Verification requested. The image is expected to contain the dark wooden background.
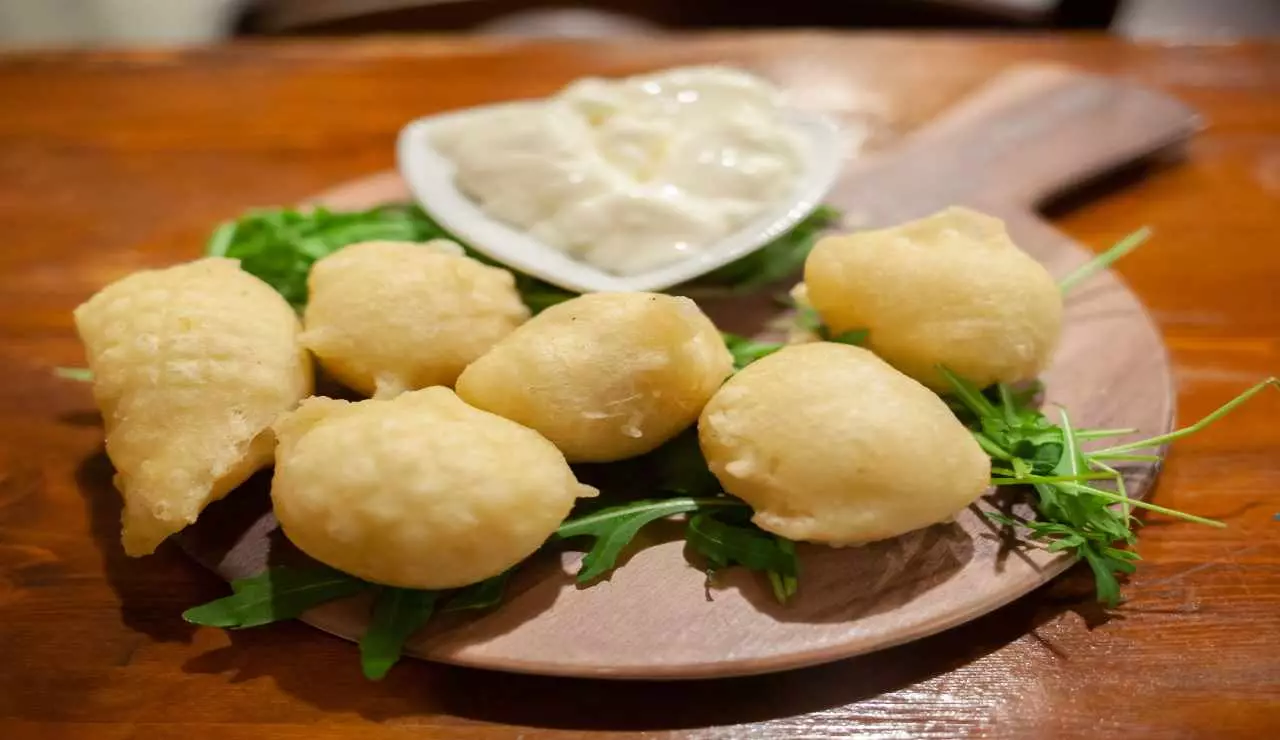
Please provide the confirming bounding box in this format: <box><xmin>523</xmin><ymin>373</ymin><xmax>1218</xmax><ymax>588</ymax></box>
<box><xmin>0</xmin><ymin>34</ymin><xmax>1277</xmax><ymax>738</ymax></box>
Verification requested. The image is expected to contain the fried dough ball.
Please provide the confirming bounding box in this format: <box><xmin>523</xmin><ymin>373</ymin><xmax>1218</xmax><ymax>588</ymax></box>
<box><xmin>456</xmin><ymin>292</ymin><xmax>733</xmax><ymax>463</ymax></box>
<box><xmin>804</xmin><ymin>207</ymin><xmax>1063</xmax><ymax>391</ymax></box>
<box><xmin>271</xmin><ymin>387</ymin><xmax>594</xmax><ymax>589</ymax></box>
<box><xmin>301</xmin><ymin>240</ymin><xmax>530</xmax><ymax>398</ymax></box>
<box><xmin>73</xmin><ymin>257</ymin><xmax>313</xmax><ymax>556</ymax></box>
<box><xmin>699</xmin><ymin>343</ymin><xmax>990</xmax><ymax>545</ymax></box>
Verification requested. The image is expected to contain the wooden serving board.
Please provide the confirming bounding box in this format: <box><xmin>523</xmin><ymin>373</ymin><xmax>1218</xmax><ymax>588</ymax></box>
<box><xmin>178</xmin><ymin>64</ymin><xmax>1197</xmax><ymax>679</ymax></box>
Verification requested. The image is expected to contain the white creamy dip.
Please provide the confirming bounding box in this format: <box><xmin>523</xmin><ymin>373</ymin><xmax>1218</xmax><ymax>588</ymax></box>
<box><xmin>431</xmin><ymin>67</ymin><xmax>805</xmax><ymax>275</ymax></box>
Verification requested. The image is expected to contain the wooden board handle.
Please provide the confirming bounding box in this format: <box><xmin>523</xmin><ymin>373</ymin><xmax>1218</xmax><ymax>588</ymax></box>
<box><xmin>839</xmin><ymin>64</ymin><xmax>1201</xmax><ymax>226</ymax></box>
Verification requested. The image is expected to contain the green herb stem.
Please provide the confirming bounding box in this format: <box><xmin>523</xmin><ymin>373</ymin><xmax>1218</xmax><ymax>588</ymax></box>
<box><xmin>1089</xmin><ymin>459</ymin><xmax>1132</xmax><ymax>521</ymax></box>
<box><xmin>1057</xmin><ymin>227</ymin><xmax>1152</xmax><ymax>293</ymax></box>
<box><xmin>1057</xmin><ymin>407</ymin><xmax>1087</xmax><ymax>480</ymax></box>
<box><xmin>206</xmin><ymin>219</ymin><xmax>238</xmax><ymax>257</ymax></box>
<box><xmin>54</xmin><ymin>367</ymin><xmax>93</xmax><ymax>382</ymax></box>
<box><xmin>972</xmin><ymin>431</ymin><xmax>1015</xmax><ymax>461</ymax></box>
<box><xmin>1075</xmin><ymin>427</ymin><xmax>1138</xmax><ymax>440</ymax></box>
<box><xmin>1093</xmin><ymin>378</ymin><xmax>1279</xmax><ymax>455</ymax></box>
<box><xmin>938</xmin><ymin>365</ymin><xmax>999</xmax><ymax>418</ymax></box>
<box><xmin>990</xmin><ymin>472</ymin><xmax>1116</xmax><ymax>485</ymax></box>
<box><xmin>1085</xmin><ymin>452</ymin><xmax>1161</xmax><ymax>462</ymax></box>
<box><xmin>1063</xmin><ymin>483</ymin><xmax>1226</xmax><ymax>528</ymax></box>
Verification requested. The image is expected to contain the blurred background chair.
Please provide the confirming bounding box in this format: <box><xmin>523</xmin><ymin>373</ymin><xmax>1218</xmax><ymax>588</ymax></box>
<box><xmin>240</xmin><ymin>0</ymin><xmax>1123</xmax><ymax>36</ymax></box>
<box><xmin>0</xmin><ymin>0</ymin><xmax>1275</xmax><ymax>47</ymax></box>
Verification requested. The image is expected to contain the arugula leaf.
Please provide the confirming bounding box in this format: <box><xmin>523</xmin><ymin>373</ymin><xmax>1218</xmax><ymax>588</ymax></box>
<box><xmin>794</xmin><ymin>301</ymin><xmax>825</xmax><ymax>336</ymax></box>
<box><xmin>945</xmin><ymin>366</ymin><xmax>1260</xmax><ymax>606</ymax></box>
<box><xmin>828</xmin><ymin>329</ymin><xmax>869</xmax><ymax>346</ymax></box>
<box><xmin>686</xmin><ymin>509</ymin><xmax>800</xmax><ymax>603</ymax></box>
<box><xmin>182</xmin><ymin>567</ymin><xmax>367</xmax><ymax>628</ymax></box>
<box><xmin>784</xmin><ymin>293</ymin><xmax>867</xmax><ymax>346</ymax></box>
<box><xmin>55</xmin><ymin>367</ymin><xmax>93</xmax><ymax>382</ymax></box>
<box><xmin>441</xmin><ymin>571</ymin><xmax>510</xmax><ymax>613</ymax></box>
<box><xmin>555</xmin><ymin>497</ymin><xmax>747</xmax><ymax>583</ymax></box>
<box><xmin>649</xmin><ymin>428</ymin><xmax>723</xmax><ymax>497</ymax></box>
<box><xmin>950</xmin><ymin>372</ymin><xmax>1147</xmax><ymax>606</ymax></box>
<box><xmin>206</xmin><ymin>204</ymin><xmax>576</xmax><ymax>313</ymax></box>
<box><xmin>722</xmin><ymin>332</ymin><xmax>784</xmax><ymax>370</ymax></box>
<box><xmin>943</xmin><ymin>368</ymin><xmax>1128</xmax><ymax>604</ymax></box>
<box><xmin>767</xmin><ymin>553</ymin><xmax>799</xmax><ymax>604</ymax></box>
<box><xmin>518</xmin><ymin>287</ymin><xmax>577</xmax><ymax>314</ymax></box>
<box><xmin>720</xmin><ymin>324</ymin><xmax>863</xmax><ymax>374</ymax></box>
<box><xmin>360</xmin><ymin>588</ymin><xmax>439</xmax><ymax>680</ymax></box>
<box><xmin>183</xmin><ymin>565</ymin><xmax>515</xmax><ymax>679</ymax></box>
<box><xmin>700</xmin><ymin>205</ymin><xmax>840</xmax><ymax>291</ymax></box>
<box><xmin>942</xmin><ymin>371</ymin><xmax>1062</xmax><ymax>474</ymax></box>
<box><xmin>208</xmin><ymin>205</ymin><xmax>450</xmax><ymax>307</ymax></box>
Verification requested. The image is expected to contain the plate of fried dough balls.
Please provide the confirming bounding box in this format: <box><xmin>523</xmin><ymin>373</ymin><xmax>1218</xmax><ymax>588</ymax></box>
<box><xmin>72</xmin><ymin>191</ymin><xmax>1173</xmax><ymax>679</ymax></box>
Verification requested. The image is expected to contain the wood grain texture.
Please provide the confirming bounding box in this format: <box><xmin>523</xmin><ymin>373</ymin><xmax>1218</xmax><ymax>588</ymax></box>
<box><xmin>1</xmin><ymin>33</ymin><xmax>1278</xmax><ymax>738</ymax></box>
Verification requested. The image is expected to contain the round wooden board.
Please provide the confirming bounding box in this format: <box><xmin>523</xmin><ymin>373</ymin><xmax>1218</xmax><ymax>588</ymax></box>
<box><xmin>178</xmin><ymin>170</ymin><xmax>1174</xmax><ymax>680</ymax></box>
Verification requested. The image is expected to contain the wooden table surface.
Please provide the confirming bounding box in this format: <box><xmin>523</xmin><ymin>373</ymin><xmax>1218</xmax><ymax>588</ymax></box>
<box><xmin>1</xmin><ymin>33</ymin><xmax>1278</xmax><ymax>739</ymax></box>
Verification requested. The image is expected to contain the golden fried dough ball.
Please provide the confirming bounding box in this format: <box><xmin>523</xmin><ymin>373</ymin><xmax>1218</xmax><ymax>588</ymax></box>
<box><xmin>74</xmin><ymin>257</ymin><xmax>313</xmax><ymax>556</ymax></box>
<box><xmin>456</xmin><ymin>292</ymin><xmax>733</xmax><ymax>463</ymax></box>
<box><xmin>301</xmin><ymin>240</ymin><xmax>529</xmax><ymax>398</ymax></box>
<box><xmin>271</xmin><ymin>388</ymin><xmax>594</xmax><ymax>589</ymax></box>
<box><xmin>804</xmin><ymin>207</ymin><xmax>1063</xmax><ymax>391</ymax></box>
<box><xmin>699</xmin><ymin>342</ymin><xmax>990</xmax><ymax>545</ymax></box>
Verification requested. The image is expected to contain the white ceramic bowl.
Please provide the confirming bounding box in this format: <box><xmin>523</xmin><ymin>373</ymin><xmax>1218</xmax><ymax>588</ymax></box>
<box><xmin>396</xmin><ymin>102</ymin><xmax>847</xmax><ymax>293</ymax></box>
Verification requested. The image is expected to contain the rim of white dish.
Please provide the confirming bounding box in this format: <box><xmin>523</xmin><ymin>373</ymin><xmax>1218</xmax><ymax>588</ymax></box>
<box><xmin>396</xmin><ymin>102</ymin><xmax>849</xmax><ymax>294</ymax></box>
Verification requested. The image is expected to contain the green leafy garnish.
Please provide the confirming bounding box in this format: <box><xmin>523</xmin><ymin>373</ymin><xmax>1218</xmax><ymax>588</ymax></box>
<box><xmin>649</xmin><ymin>428</ymin><xmax>723</xmax><ymax>497</ymax></box>
<box><xmin>209</xmin><ymin>202</ymin><xmax>838</xmax><ymax>314</ymax></box>
<box><xmin>206</xmin><ymin>204</ymin><xmax>575</xmax><ymax>313</ymax></box>
<box><xmin>722</xmin><ymin>332</ymin><xmax>784</xmax><ymax>370</ymax></box>
<box><xmin>686</xmin><ymin>507</ymin><xmax>799</xmax><ymax>603</ymax></box>
<box><xmin>948</xmin><ymin>225</ymin><xmax>1280</xmax><ymax>606</ymax></box>
<box><xmin>827</xmin><ymin>328</ymin><xmax>869</xmax><ymax>346</ymax></box>
<box><xmin>941</xmin><ymin>367</ymin><xmax>1275</xmax><ymax>606</ymax></box>
<box><xmin>720</xmin><ymin>327</ymin><xmax>864</xmax><ymax>373</ymax></box>
<box><xmin>701</xmin><ymin>205</ymin><xmax>840</xmax><ymax>291</ymax></box>
<box><xmin>555</xmin><ymin>497</ymin><xmax>748</xmax><ymax>583</ymax></box>
<box><xmin>794</xmin><ymin>300</ymin><xmax>824</xmax><ymax>336</ymax></box>
<box><xmin>360</xmin><ymin>588</ymin><xmax>439</xmax><ymax>680</ymax></box>
<box><xmin>208</xmin><ymin>205</ymin><xmax>450</xmax><ymax>307</ymax></box>
<box><xmin>518</xmin><ymin>286</ymin><xmax>577</xmax><ymax>314</ymax></box>
<box><xmin>183</xmin><ymin>565</ymin><xmax>518</xmax><ymax>679</ymax></box>
<box><xmin>182</xmin><ymin>567</ymin><xmax>367</xmax><ymax>628</ymax></box>
<box><xmin>441</xmin><ymin>571</ymin><xmax>510</xmax><ymax>613</ymax></box>
<box><xmin>54</xmin><ymin>366</ymin><xmax>93</xmax><ymax>382</ymax></box>
<box><xmin>785</xmin><ymin>293</ymin><xmax>867</xmax><ymax>346</ymax></box>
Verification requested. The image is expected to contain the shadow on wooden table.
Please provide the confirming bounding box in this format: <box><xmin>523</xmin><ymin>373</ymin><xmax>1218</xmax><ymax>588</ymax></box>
<box><xmin>74</xmin><ymin>449</ymin><xmax>202</xmax><ymax>644</ymax></box>
<box><xmin>426</xmin><ymin>574</ymin><xmax>1115</xmax><ymax>731</ymax></box>
<box><xmin>173</xmin><ymin>567</ymin><xmax>1113</xmax><ymax>730</ymax></box>
<box><xmin>706</xmin><ymin>521</ymin><xmax>975</xmax><ymax>623</ymax></box>
<box><xmin>167</xmin><ymin>563</ymin><xmax>1111</xmax><ymax>727</ymax></box>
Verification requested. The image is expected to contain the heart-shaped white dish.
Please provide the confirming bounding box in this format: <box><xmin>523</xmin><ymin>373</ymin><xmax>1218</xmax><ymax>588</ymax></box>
<box><xmin>396</xmin><ymin>102</ymin><xmax>849</xmax><ymax>293</ymax></box>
